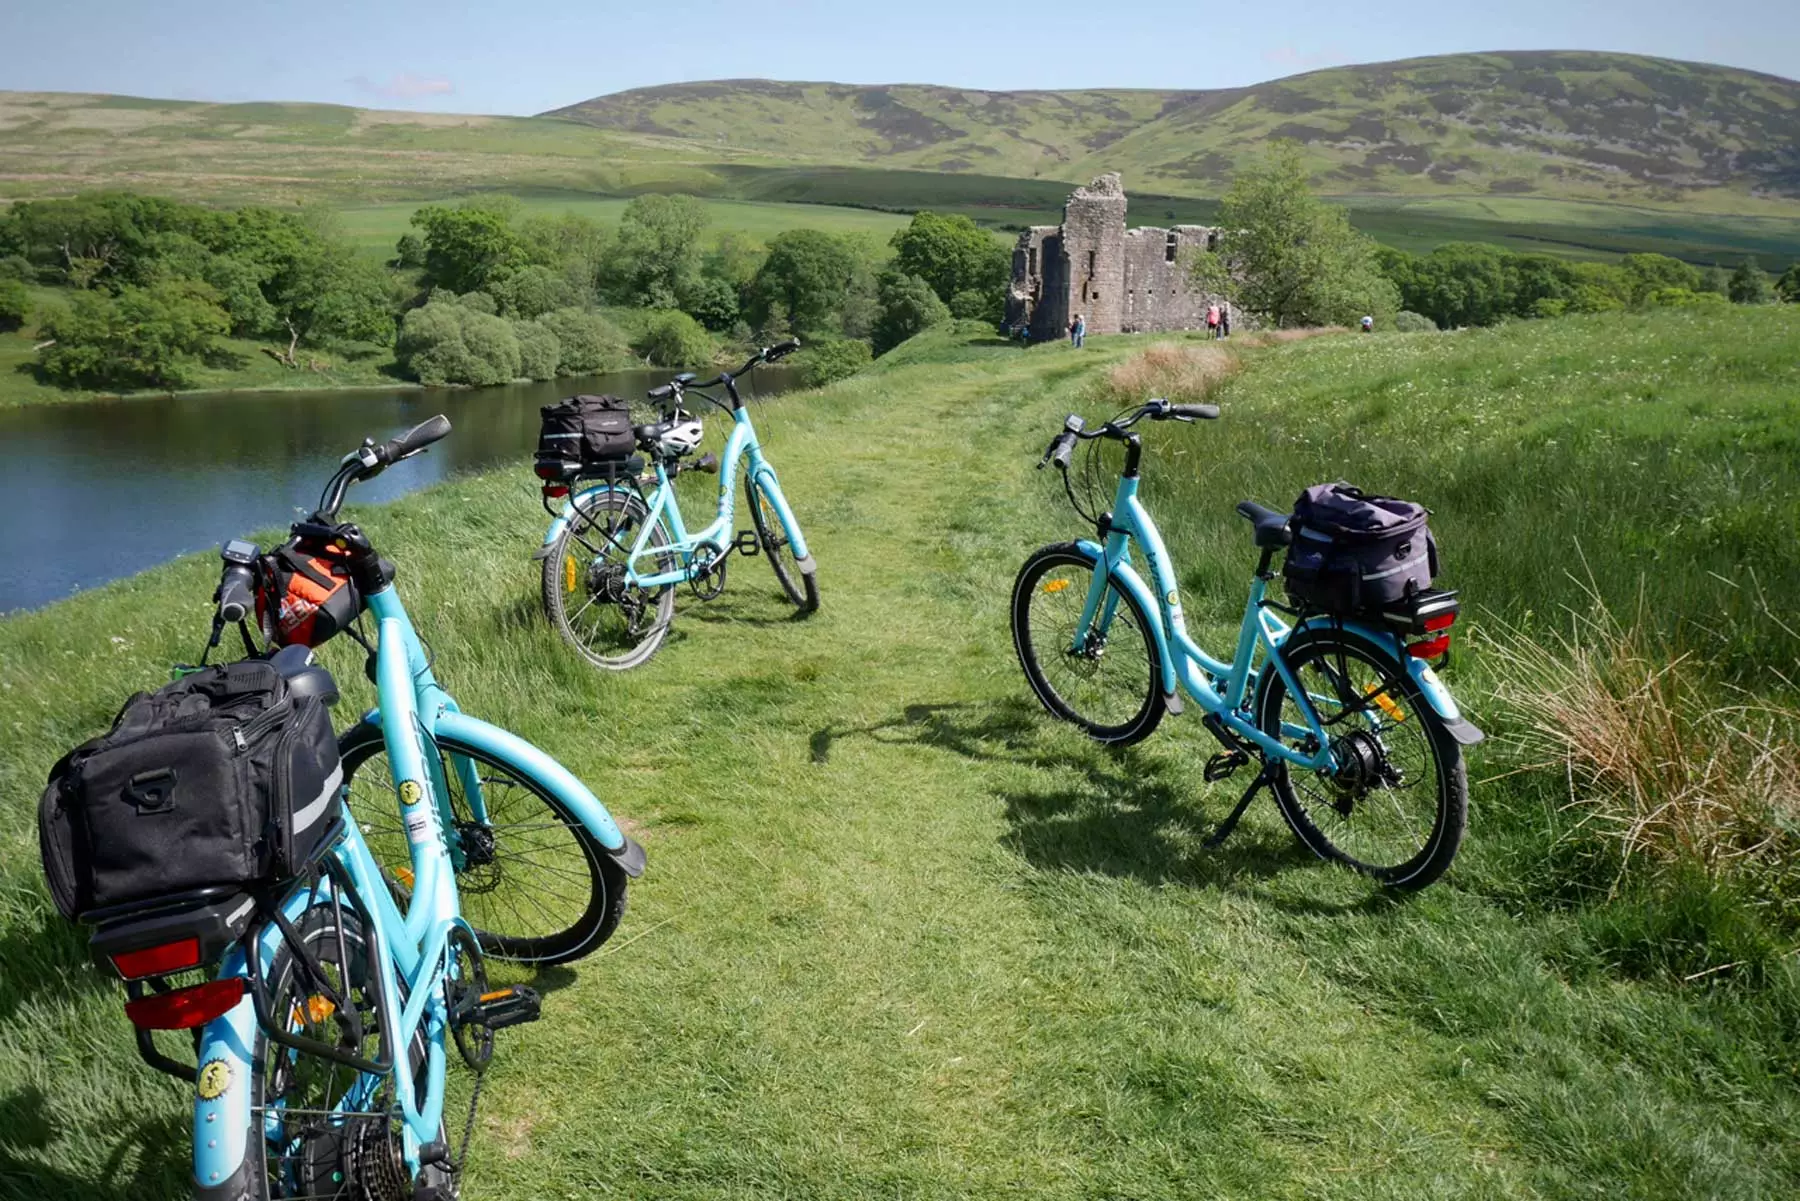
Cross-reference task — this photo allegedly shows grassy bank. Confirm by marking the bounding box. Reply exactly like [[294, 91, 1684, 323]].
[[1, 309, 1797, 1198]]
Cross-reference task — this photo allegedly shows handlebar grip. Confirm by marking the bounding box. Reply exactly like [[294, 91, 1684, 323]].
[[1170, 403, 1220, 420], [378, 414, 451, 464], [218, 563, 257, 624], [647, 383, 675, 401], [765, 339, 801, 362], [1039, 431, 1077, 471]]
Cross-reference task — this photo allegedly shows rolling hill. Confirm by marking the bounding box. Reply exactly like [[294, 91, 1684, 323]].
[[548, 51, 1800, 211]]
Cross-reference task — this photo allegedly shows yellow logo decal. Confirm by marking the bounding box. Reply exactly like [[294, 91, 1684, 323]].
[[1166, 590, 1179, 607], [197, 1059, 232, 1100], [1043, 578, 1071, 594], [399, 780, 423, 807]]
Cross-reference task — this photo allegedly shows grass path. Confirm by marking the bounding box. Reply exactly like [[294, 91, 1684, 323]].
[[1, 326, 1795, 1198]]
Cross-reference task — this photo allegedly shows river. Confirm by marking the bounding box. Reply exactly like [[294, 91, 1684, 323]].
[[0, 369, 795, 613]]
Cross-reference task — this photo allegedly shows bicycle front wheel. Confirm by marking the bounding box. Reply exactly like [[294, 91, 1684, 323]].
[[746, 472, 818, 612], [339, 725, 628, 964], [1011, 543, 1165, 745], [1254, 626, 1466, 889], [542, 488, 677, 671]]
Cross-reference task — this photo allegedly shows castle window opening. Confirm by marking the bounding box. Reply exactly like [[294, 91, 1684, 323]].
[[1165, 232, 1177, 263], [1028, 247, 1037, 275], [1087, 250, 1096, 274], [1207, 231, 1219, 251]]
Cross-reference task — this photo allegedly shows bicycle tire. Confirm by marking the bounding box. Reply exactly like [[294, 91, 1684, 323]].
[[338, 724, 629, 965], [1011, 543, 1165, 745], [1253, 626, 1467, 889], [746, 471, 818, 613], [541, 488, 676, 671]]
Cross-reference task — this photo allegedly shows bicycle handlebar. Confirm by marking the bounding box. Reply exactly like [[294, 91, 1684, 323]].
[[217, 563, 256, 624], [647, 340, 802, 405], [1037, 399, 1219, 472], [376, 414, 451, 465], [315, 414, 453, 520]]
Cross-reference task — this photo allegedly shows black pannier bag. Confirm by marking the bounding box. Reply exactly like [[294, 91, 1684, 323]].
[[1282, 482, 1438, 614], [535, 394, 635, 482], [38, 659, 343, 921]]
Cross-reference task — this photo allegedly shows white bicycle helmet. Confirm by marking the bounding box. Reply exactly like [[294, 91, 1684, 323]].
[[658, 416, 704, 457]]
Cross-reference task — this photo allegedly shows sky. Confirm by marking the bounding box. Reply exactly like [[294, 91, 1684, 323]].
[[1, 0, 1796, 114]]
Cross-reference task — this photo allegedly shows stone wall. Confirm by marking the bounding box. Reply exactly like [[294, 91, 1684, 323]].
[[1006, 174, 1234, 341]]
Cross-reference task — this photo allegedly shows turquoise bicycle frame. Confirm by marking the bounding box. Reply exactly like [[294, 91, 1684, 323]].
[[192, 585, 641, 1196], [1068, 471, 1472, 769], [539, 406, 814, 587]]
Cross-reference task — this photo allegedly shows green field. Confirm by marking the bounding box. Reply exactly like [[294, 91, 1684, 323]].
[[2, 308, 1797, 1198]]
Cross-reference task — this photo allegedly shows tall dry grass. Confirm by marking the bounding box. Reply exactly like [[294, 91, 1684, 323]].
[[1102, 341, 1240, 404], [1487, 589, 1800, 914]]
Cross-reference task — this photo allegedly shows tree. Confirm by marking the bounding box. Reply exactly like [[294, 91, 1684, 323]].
[[490, 265, 577, 320], [37, 278, 230, 388], [538, 307, 630, 374], [634, 310, 713, 368], [1728, 258, 1774, 305], [410, 204, 524, 295], [513, 320, 562, 381], [1698, 265, 1730, 296], [745, 229, 859, 336], [1620, 253, 1701, 305], [684, 275, 740, 331], [600, 194, 706, 309], [391, 233, 426, 269], [1777, 263, 1800, 303], [889, 211, 1009, 308], [517, 212, 611, 295], [1190, 143, 1397, 328], [0, 277, 29, 332], [871, 271, 950, 354], [263, 244, 394, 365], [949, 288, 1000, 322]]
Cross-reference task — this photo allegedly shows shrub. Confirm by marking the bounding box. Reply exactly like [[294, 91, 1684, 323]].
[[1645, 287, 1729, 309], [1392, 309, 1437, 332], [1728, 258, 1775, 305], [514, 319, 561, 381], [634, 309, 712, 368], [793, 337, 872, 387], [872, 271, 951, 355], [454, 290, 497, 316], [391, 232, 426, 269], [0, 277, 28, 332], [538, 307, 629, 374], [0, 253, 34, 283], [36, 279, 229, 389], [684, 275, 741, 331], [395, 300, 520, 385], [948, 287, 1000, 323]]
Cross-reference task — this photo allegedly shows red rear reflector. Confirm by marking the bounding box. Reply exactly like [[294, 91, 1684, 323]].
[[1422, 612, 1457, 632], [542, 483, 569, 499], [124, 978, 246, 1030], [110, 937, 201, 981], [1408, 634, 1452, 659]]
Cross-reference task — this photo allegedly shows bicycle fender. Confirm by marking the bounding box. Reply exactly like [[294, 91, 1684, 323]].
[[1073, 538, 1180, 700], [434, 711, 646, 875], [192, 883, 337, 1195], [535, 483, 632, 558], [1290, 615, 1481, 741]]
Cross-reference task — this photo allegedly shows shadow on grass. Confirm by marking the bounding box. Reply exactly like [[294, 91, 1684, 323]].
[[812, 698, 1317, 888], [0, 913, 111, 1024], [0, 1086, 188, 1201]]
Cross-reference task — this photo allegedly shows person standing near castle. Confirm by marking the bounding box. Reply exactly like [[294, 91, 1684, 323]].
[[1206, 303, 1221, 339], [1070, 313, 1085, 349], [1220, 305, 1231, 338]]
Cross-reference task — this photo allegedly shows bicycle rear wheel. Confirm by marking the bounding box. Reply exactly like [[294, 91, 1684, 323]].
[[338, 725, 628, 965], [1011, 543, 1165, 745], [1254, 627, 1466, 889], [542, 488, 676, 671], [746, 472, 818, 612], [237, 906, 453, 1201]]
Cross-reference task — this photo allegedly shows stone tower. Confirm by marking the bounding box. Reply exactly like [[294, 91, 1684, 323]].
[[1058, 172, 1129, 335]]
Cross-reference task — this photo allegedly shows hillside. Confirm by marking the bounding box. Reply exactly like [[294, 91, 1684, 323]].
[[548, 51, 1800, 211], [3, 310, 1799, 1196]]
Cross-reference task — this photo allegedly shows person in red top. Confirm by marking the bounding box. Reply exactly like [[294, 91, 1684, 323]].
[[1206, 303, 1221, 339]]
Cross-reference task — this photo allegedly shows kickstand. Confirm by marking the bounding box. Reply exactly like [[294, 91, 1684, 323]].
[[1204, 762, 1277, 849]]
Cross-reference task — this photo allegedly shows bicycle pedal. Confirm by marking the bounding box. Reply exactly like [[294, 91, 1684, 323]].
[[1204, 749, 1250, 782], [732, 529, 761, 556], [459, 985, 541, 1032]]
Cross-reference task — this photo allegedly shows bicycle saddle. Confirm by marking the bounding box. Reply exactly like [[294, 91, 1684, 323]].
[[1235, 501, 1294, 549]]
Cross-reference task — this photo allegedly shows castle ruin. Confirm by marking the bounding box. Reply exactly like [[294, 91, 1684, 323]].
[[1005, 173, 1233, 341]]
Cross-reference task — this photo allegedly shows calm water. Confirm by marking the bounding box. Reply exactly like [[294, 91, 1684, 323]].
[[0, 369, 795, 613]]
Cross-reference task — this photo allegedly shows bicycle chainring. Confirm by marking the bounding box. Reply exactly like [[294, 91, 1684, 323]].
[[688, 542, 729, 600], [448, 926, 495, 1073]]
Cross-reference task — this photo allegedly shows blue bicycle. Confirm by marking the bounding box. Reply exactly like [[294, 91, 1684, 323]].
[[538, 341, 818, 670], [92, 417, 643, 1198], [1012, 400, 1479, 888]]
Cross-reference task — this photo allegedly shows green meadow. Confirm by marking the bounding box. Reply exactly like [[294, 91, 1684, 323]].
[[2, 306, 1797, 1198]]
